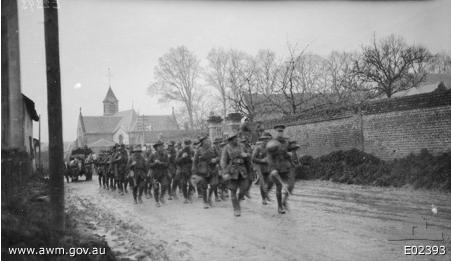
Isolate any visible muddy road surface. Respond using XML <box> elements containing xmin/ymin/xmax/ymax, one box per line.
<box><xmin>66</xmin><ymin>178</ymin><xmax>451</xmax><ymax>261</ymax></box>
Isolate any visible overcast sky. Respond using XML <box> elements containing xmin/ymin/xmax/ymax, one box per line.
<box><xmin>17</xmin><ymin>0</ymin><xmax>451</xmax><ymax>142</ymax></box>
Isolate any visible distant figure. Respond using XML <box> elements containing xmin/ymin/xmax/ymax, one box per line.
<box><xmin>431</xmin><ymin>204</ymin><xmax>438</xmax><ymax>216</ymax></box>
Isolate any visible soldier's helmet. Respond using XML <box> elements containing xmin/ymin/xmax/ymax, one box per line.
<box><xmin>240</xmin><ymin>121</ymin><xmax>252</xmax><ymax>133</ymax></box>
<box><xmin>258</xmin><ymin>131</ymin><xmax>272</xmax><ymax>141</ymax></box>
<box><xmin>288</xmin><ymin>140</ymin><xmax>300</xmax><ymax>151</ymax></box>
<box><xmin>266</xmin><ymin>139</ymin><xmax>281</xmax><ymax>154</ymax></box>
<box><xmin>273</xmin><ymin>124</ymin><xmax>286</xmax><ymax>132</ymax></box>
<box><xmin>213</xmin><ymin>137</ymin><xmax>222</xmax><ymax>145</ymax></box>
<box><xmin>227</xmin><ymin>132</ymin><xmax>238</xmax><ymax>141</ymax></box>
<box><xmin>132</xmin><ymin>145</ymin><xmax>142</xmax><ymax>153</ymax></box>
<box><xmin>153</xmin><ymin>140</ymin><xmax>164</xmax><ymax>149</ymax></box>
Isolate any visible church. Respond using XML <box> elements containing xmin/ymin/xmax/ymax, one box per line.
<box><xmin>76</xmin><ymin>87</ymin><xmax>179</xmax><ymax>152</ymax></box>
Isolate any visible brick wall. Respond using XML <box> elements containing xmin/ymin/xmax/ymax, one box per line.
<box><xmin>363</xmin><ymin>106</ymin><xmax>451</xmax><ymax>160</ymax></box>
<box><xmin>263</xmin><ymin>89</ymin><xmax>451</xmax><ymax>160</ymax></box>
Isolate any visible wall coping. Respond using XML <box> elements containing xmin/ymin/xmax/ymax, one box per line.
<box><xmin>263</xmin><ymin>89</ymin><xmax>451</xmax><ymax>128</ymax></box>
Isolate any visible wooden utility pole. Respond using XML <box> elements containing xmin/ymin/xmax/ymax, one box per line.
<box><xmin>38</xmin><ymin>114</ymin><xmax>42</xmax><ymax>175</ymax></box>
<box><xmin>44</xmin><ymin>0</ymin><xmax>65</xmax><ymax>232</ymax></box>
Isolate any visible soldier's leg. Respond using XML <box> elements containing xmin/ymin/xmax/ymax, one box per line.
<box><xmin>270</xmin><ymin>170</ymin><xmax>285</xmax><ymax>214</ymax></box>
<box><xmin>110</xmin><ymin>174</ymin><xmax>114</xmax><ymax>189</ymax></box>
<box><xmin>160</xmin><ymin>175</ymin><xmax>168</xmax><ymax>204</ymax></box>
<box><xmin>167</xmin><ymin>176</ymin><xmax>172</xmax><ymax>200</ymax></box>
<box><xmin>197</xmin><ymin>183</ymin><xmax>203</xmax><ymax>198</ymax></box>
<box><xmin>258</xmin><ymin>170</ymin><xmax>267</xmax><ymax>203</ymax></box>
<box><xmin>259</xmin><ymin>176</ymin><xmax>267</xmax><ymax>204</ymax></box>
<box><xmin>97</xmin><ymin>170</ymin><xmax>102</xmax><ymax>187</ymax></box>
<box><xmin>238</xmin><ymin>177</ymin><xmax>249</xmax><ymax>202</ymax></box>
<box><xmin>172</xmin><ymin>176</ymin><xmax>180</xmax><ymax>199</ymax></box>
<box><xmin>266</xmin><ymin>174</ymin><xmax>274</xmax><ymax>201</ymax></box>
<box><xmin>181</xmin><ymin>175</ymin><xmax>189</xmax><ymax>201</ymax></box>
<box><xmin>153</xmin><ymin>179</ymin><xmax>160</xmax><ymax>206</ymax></box>
<box><xmin>123</xmin><ymin>173</ymin><xmax>128</xmax><ymax>193</ymax></box>
<box><xmin>282</xmin><ymin>168</ymin><xmax>295</xmax><ymax>209</ymax></box>
<box><xmin>198</xmin><ymin>177</ymin><xmax>209</xmax><ymax>208</ymax></box>
<box><xmin>209</xmin><ymin>174</ymin><xmax>219</xmax><ymax>202</ymax></box>
<box><xmin>137</xmin><ymin>175</ymin><xmax>144</xmax><ymax>203</ymax></box>
<box><xmin>212</xmin><ymin>184</ymin><xmax>219</xmax><ymax>202</ymax></box>
<box><xmin>229</xmin><ymin>180</ymin><xmax>240</xmax><ymax>216</ymax></box>
<box><xmin>132</xmin><ymin>182</ymin><xmax>138</xmax><ymax>204</ymax></box>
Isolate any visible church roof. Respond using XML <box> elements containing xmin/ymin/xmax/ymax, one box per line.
<box><xmin>113</xmin><ymin>109</ymin><xmax>138</xmax><ymax>132</ymax></box>
<box><xmin>80</xmin><ymin>109</ymin><xmax>178</xmax><ymax>138</ymax></box>
<box><xmin>82</xmin><ymin>116</ymin><xmax>122</xmax><ymax>134</ymax></box>
<box><xmin>103</xmin><ymin>87</ymin><xmax>118</xmax><ymax>103</ymax></box>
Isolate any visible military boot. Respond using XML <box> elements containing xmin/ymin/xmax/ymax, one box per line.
<box><xmin>232</xmin><ymin>197</ymin><xmax>241</xmax><ymax>217</ymax></box>
<box><xmin>276</xmin><ymin>192</ymin><xmax>285</xmax><ymax>214</ymax></box>
<box><xmin>282</xmin><ymin>191</ymin><xmax>289</xmax><ymax>211</ymax></box>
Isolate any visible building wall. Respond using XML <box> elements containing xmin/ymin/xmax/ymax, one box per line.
<box><xmin>86</xmin><ymin>133</ymin><xmax>113</xmax><ymax>145</ymax></box>
<box><xmin>103</xmin><ymin>102</ymin><xmax>118</xmax><ymax>116</ymax></box>
<box><xmin>281</xmin><ymin>115</ymin><xmax>363</xmax><ymax>158</ymax></box>
<box><xmin>113</xmin><ymin>128</ymin><xmax>129</xmax><ymax>145</ymax></box>
<box><xmin>23</xmin><ymin>104</ymin><xmax>33</xmax><ymax>153</ymax></box>
<box><xmin>263</xmin><ymin>90</ymin><xmax>451</xmax><ymax>160</ymax></box>
<box><xmin>363</xmin><ymin>106</ymin><xmax>451</xmax><ymax>160</ymax></box>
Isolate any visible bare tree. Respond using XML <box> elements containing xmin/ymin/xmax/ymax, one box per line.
<box><xmin>427</xmin><ymin>52</ymin><xmax>451</xmax><ymax>74</ymax></box>
<box><xmin>255</xmin><ymin>49</ymin><xmax>279</xmax><ymax>95</ymax></box>
<box><xmin>323</xmin><ymin>51</ymin><xmax>368</xmax><ymax>105</ymax></box>
<box><xmin>269</xmin><ymin>46</ymin><xmax>325</xmax><ymax>115</ymax></box>
<box><xmin>149</xmin><ymin>46</ymin><xmax>200</xmax><ymax>129</ymax></box>
<box><xmin>227</xmin><ymin>50</ymin><xmax>261</xmax><ymax>121</ymax></box>
<box><xmin>205</xmin><ymin>48</ymin><xmax>230</xmax><ymax>120</ymax></box>
<box><xmin>353</xmin><ymin>34</ymin><xmax>431</xmax><ymax>98</ymax></box>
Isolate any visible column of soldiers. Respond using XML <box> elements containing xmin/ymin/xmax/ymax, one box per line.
<box><xmin>92</xmin><ymin>123</ymin><xmax>299</xmax><ymax>217</ymax></box>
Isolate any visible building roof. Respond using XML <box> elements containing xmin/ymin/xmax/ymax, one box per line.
<box><xmin>103</xmin><ymin>87</ymin><xmax>118</xmax><ymax>103</ymax></box>
<box><xmin>376</xmin><ymin>73</ymin><xmax>451</xmax><ymax>99</ymax></box>
<box><xmin>22</xmin><ymin>94</ymin><xmax>39</xmax><ymax>121</ymax></box>
<box><xmin>81</xmin><ymin>109</ymin><xmax>178</xmax><ymax>136</ymax></box>
<box><xmin>113</xmin><ymin>109</ymin><xmax>138</xmax><ymax>132</ymax></box>
<box><xmin>82</xmin><ymin>116</ymin><xmax>122</xmax><ymax>134</ymax></box>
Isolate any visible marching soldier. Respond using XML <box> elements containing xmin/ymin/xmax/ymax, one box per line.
<box><xmin>96</xmin><ymin>151</ymin><xmax>107</xmax><ymax>188</ymax></box>
<box><xmin>217</xmin><ymin>138</ymin><xmax>229</xmax><ymax>200</ymax></box>
<box><xmin>252</xmin><ymin>132</ymin><xmax>273</xmax><ymax>205</ymax></box>
<box><xmin>220</xmin><ymin>133</ymin><xmax>251</xmax><ymax>217</ymax></box>
<box><xmin>192</xmin><ymin>135</ymin><xmax>219</xmax><ymax>209</ymax></box>
<box><xmin>148</xmin><ymin>140</ymin><xmax>169</xmax><ymax>207</ymax></box>
<box><xmin>107</xmin><ymin>145</ymin><xmax>117</xmax><ymax>190</ymax></box>
<box><xmin>167</xmin><ymin>141</ymin><xmax>177</xmax><ymax>200</ymax></box>
<box><xmin>266</xmin><ymin>124</ymin><xmax>295</xmax><ymax>214</ymax></box>
<box><xmin>240</xmin><ymin>136</ymin><xmax>253</xmax><ymax>200</ymax></box>
<box><xmin>128</xmin><ymin>145</ymin><xmax>147</xmax><ymax>204</ymax></box>
<box><xmin>192</xmin><ymin>138</ymin><xmax>203</xmax><ymax>199</ymax></box>
<box><xmin>176</xmin><ymin>139</ymin><xmax>195</xmax><ymax>203</ymax></box>
<box><xmin>143</xmin><ymin>145</ymin><xmax>153</xmax><ymax>199</ymax></box>
<box><xmin>114</xmin><ymin>144</ymin><xmax>129</xmax><ymax>195</ymax></box>
<box><xmin>211</xmin><ymin>137</ymin><xmax>224</xmax><ymax>202</ymax></box>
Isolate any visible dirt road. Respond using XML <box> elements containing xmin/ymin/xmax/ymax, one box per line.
<box><xmin>65</xmin><ymin>178</ymin><xmax>451</xmax><ymax>261</ymax></box>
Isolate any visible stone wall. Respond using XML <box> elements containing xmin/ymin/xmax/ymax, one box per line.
<box><xmin>262</xmin><ymin>89</ymin><xmax>451</xmax><ymax>160</ymax></box>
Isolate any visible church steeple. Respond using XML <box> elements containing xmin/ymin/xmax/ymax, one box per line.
<box><xmin>103</xmin><ymin>87</ymin><xmax>118</xmax><ymax>116</ymax></box>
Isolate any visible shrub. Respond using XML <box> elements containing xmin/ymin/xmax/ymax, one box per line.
<box><xmin>297</xmin><ymin>149</ymin><xmax>451</xmax><ymax>191</ymax></box>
